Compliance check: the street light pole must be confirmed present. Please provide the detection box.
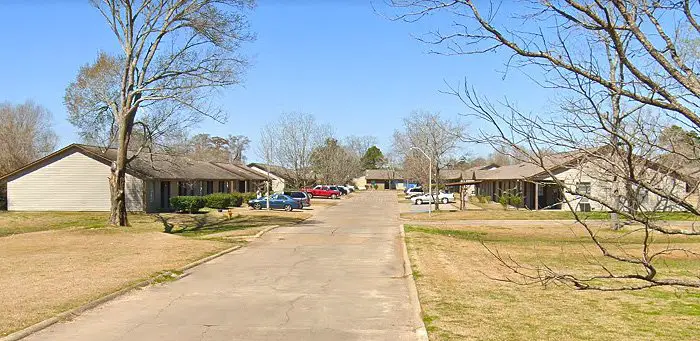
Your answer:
[410,146,432,218]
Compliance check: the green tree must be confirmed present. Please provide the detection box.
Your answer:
[361,146,385,169]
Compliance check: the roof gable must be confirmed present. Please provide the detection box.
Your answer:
[1,144,268,183]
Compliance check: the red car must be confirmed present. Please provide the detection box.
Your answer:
[303,185,341,199]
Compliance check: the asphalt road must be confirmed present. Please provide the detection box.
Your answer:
[24,191,423,340]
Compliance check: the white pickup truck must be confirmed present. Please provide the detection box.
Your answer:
[411,192,455,205]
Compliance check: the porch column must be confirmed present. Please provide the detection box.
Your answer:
[534,182,539,210]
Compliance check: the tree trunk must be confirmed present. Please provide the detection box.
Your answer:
[108,114,134,226]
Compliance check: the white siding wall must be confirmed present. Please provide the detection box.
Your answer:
[7,151,144,211]
[546,166,688,212]
[249,166,285,192]
[352,176,367,190]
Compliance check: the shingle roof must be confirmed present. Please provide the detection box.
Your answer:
[213,162,266,180]
[78,144,262,180]
[247,163,295,180]
[0,144,266,182]
[365,169,404,180]
[439,169,464,180]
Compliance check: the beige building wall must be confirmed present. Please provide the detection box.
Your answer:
[7,151,143,211]
[352,176,367,190]
[249,166,286,193]
[545,166,689,212]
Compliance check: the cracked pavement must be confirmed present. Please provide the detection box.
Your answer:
[24,191,422,340]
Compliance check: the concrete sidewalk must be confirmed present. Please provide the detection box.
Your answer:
[24,192,423,340]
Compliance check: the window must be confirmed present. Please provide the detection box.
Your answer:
[576,182,592,203]
[576,182,591,194]
[205,181,213,195]
[178,182,189,196]
[218,181,228,193]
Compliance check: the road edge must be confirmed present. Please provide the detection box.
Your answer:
[399,223,429,341]
[0,220,295,341]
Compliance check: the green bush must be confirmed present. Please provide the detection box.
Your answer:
[510,195,523,210]
[496,190,524,210]
[170,196,206,213]
[205,193,232,209]
[242,192,257,203]
[229,192,245,207]
[498,194,509,210]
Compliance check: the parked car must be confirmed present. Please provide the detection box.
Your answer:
[303,185,341,199]
[345,185,355,193]
[284,191,311,208]
[332,185,348,195]
[248,194,302,211]
[411,192,455,205]
[404,187,424,198]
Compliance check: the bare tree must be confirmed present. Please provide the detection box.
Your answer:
[227,134,250,162]
[260,112,331,188]
[393,110,464,210]
[0,101,58,209]
[0,101,58,176]
[64,0,254,226]
[310,137,361,184]
[344,135,378,159]
[389,0,700,290]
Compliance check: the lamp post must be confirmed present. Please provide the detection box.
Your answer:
[410,146,432,217]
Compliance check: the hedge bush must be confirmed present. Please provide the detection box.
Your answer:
[229,193,244,207]
[205,193,231,209]
[242,192,257,203]
[170,196,206,213]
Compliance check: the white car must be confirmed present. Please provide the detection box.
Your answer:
[411,192,454,205]
[404,187,424,199]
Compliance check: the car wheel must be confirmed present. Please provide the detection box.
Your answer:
[442,198,449,204]
[284,204,293,212]
[253,203,262,210]
[331,194,337,199]
[415,199,423,205]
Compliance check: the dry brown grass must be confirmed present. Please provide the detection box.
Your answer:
[0,211,113,236]
[0,228,229,336]
[0,209,313,336]
[405,222,700,340]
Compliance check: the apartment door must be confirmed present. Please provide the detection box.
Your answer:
[160,181,171,210]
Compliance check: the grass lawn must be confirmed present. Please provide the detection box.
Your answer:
[401,208,700,221]
[404,222,700,340]
[0,209,310,337]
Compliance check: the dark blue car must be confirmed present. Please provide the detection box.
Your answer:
[248,194,302,211]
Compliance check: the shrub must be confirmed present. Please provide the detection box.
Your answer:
[478,195,489,203]
[170,196,206,213]
[242,192,257,203]
[205,193,231,209]
[498,194,509,210]
[229,192,245,207]
[510,195,523,210]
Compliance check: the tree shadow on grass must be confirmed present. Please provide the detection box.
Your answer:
[154,213,305,237]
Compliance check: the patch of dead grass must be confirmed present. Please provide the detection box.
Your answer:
[405,223,700,340]
[0,209,313,336]
[0,228,230,336]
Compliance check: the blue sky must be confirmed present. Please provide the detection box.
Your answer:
[0,1,550,161]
